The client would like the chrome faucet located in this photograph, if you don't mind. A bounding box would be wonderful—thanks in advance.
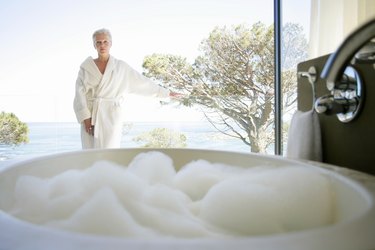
[315,18,375,122]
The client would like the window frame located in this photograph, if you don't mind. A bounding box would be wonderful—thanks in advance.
[274,0,282,155]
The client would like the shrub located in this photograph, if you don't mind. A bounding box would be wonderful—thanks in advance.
[0,112,29,145]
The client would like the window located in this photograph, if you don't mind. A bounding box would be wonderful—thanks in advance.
[1,0,313,162]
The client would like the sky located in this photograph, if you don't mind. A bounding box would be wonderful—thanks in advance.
[0,0,310,122]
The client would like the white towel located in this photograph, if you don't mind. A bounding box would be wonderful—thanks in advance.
[286,110,322,162]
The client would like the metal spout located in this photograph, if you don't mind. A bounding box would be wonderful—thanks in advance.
[316,18,375,123]
[321,18,375,91]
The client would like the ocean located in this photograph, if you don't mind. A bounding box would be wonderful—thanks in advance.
[0,121,250,165]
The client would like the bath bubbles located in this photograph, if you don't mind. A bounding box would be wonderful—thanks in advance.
[173,160,232,201]
[128,151,176,185]
[199,167,334,235]
[8,151,335,238]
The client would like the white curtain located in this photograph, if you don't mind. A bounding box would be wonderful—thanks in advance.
[308,0,375,59]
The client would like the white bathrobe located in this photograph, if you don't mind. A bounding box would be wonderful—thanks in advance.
[73,55,170,149]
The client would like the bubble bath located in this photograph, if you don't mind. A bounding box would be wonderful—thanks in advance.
[8,151,335,238]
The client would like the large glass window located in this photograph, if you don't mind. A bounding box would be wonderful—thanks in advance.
[0,0,322,163]
[0,0,277,162]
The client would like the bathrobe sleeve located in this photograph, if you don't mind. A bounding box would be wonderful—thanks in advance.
[121,61,170,98]
[73,68,91,123]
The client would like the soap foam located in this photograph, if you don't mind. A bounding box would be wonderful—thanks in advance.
[199,167,334,235]
[128,151,176,185]
[9,151,335,238]
[173,160,231,201]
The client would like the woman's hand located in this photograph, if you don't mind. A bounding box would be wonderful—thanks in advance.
[169,91,184,99]
[84,118,94,136]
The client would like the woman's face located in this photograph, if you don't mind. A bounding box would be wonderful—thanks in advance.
[94,33,112,56]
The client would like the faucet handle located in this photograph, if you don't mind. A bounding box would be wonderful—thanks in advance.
[315,95,357,115]
[314,66,363,123]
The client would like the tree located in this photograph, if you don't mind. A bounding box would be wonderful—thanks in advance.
[143,22,308,153]
[0,112,29,145]
[133,128,187,148]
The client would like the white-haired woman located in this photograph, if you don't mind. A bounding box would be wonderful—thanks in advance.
[73,28,177,149]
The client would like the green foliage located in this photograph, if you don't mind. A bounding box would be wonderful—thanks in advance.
[0,112,29,145]
[133,127,187,148]
[143,22,308,153]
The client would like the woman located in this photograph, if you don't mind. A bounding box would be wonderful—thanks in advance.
[73,28,177,149]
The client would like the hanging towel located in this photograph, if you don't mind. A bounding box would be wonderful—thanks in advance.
[286,110,322,162]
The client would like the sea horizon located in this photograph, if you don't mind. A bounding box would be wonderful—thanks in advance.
[0,121,250,165]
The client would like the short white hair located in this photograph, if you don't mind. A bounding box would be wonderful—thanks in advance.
[92,28,112,43]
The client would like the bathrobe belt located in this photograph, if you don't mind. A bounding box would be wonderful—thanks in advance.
[89,97,124,133]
